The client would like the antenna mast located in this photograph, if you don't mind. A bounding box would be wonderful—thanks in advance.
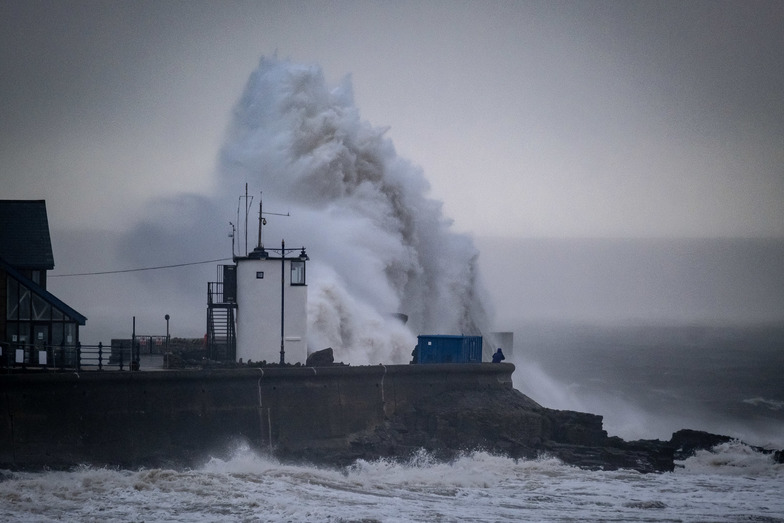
[235,186,290,255]
[229,222,236,257]
[258,192,290,245]
[258,198,264,249]
[237,183,254,256]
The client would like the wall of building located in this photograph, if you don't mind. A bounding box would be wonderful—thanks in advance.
[0,363,513,470]
[235,257,307,364]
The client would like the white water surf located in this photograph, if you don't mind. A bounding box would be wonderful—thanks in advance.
[1,442,781,522]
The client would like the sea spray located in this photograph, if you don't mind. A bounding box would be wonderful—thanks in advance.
[217,56,493,363]
[3,445,781,521]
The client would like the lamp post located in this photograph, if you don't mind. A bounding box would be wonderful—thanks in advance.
[280,240,285,364]
[263,240,308,365]
[165,314,170,353]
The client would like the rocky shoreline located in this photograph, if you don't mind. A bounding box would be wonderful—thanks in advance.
[159,346,782,474]
[282,384,783,473]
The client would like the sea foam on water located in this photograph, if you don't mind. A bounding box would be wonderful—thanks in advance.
[2,443,782,522]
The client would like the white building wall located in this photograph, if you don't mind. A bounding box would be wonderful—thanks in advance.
[235,257,308,364]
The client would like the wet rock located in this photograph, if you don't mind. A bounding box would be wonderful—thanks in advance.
[669,429,733,460]
[313,385,676,473]
[306,347,334,367]
[670,428,784,464]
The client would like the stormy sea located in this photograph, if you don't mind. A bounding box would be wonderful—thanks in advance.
[17,57,781,521]
[2,322,782,522]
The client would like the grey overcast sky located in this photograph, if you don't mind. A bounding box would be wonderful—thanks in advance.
[3,0,783,239]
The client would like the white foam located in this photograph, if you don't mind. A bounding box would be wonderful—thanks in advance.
[2,444,783,522]
[678,440,784,477]
[216,56,492,363]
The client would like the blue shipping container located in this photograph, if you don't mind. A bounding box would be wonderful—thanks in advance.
[416,335,483,364]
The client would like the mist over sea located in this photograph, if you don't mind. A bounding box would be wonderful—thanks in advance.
[479,237,784,447]
[511,321,784,449]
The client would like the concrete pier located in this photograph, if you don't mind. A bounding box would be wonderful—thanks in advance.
[0,364,513,470]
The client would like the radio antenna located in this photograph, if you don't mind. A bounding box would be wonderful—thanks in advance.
[257,191,289,249]
[237,183,254,256]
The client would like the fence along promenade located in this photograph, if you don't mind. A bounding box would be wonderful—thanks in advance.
[0,341,152,371]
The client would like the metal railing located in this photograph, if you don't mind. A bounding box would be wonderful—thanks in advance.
[207,281,237,361]
[0,342,136,372]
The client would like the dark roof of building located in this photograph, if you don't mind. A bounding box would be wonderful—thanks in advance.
[0,256,87,325]
[0,200,55,270]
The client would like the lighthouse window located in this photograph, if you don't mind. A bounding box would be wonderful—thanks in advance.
[290,260,306,285]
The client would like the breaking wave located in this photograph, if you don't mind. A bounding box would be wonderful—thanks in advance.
[2,443,781,522]
[216,56,493,363]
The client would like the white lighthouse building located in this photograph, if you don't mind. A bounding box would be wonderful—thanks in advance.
[207,191,309,365]
[234,241,309,364]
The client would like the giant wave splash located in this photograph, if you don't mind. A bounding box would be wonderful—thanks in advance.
[216,56,493,364]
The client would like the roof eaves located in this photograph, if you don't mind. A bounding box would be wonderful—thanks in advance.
[0,256,87,325]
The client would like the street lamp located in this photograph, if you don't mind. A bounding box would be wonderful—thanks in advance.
[165,314,170,353]
[263,239,308,365]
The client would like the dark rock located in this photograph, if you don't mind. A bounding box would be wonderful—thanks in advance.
[669,428,784,463]
[669,429,733,460]
[314,385,675,473]
[306,347,334,367]
[219,370,784,473]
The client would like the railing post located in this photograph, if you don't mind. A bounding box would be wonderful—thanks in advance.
[98,342,103,371]
[76,342,81,371]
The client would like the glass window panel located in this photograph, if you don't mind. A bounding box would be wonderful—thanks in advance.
[18,285,31,320]
[52,323,63,347]
[64,323,75,345]
[290,260,305,285]
[32,293,50,320]
[52,307,64,321]
[6,323,18,343]
[17,323,30,345]
[6,277,18,320]
[34,325,48,348]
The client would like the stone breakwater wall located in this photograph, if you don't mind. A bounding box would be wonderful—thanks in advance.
[0,364,522,470]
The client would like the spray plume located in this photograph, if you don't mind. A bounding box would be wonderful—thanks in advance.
[218,56,493,364]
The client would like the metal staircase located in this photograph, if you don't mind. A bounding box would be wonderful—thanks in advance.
[207,265,237,361]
